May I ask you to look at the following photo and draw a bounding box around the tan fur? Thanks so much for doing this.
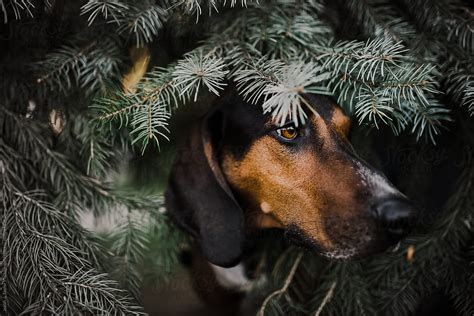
[331,105,352,137]
[222,113,364,251]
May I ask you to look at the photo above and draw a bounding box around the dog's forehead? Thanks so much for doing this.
[220,98,268,135]
[302,94,338,122]
[222,94,338,128]
[218,95,347,159]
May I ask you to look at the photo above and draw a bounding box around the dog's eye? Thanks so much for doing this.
[276,126,298,141]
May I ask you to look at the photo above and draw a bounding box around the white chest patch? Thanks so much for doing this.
[209,262,254,292]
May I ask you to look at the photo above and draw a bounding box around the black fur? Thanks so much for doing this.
[165,106,245,267]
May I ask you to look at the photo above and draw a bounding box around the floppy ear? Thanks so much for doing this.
[165,109,245,268]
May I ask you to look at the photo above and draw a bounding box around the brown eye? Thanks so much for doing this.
[277,126,298,140]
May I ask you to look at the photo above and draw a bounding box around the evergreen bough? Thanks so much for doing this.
[0,0,472,314]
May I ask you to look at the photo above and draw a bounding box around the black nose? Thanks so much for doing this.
[373,197,416,242]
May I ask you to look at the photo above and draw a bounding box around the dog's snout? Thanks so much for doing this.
[373,197,416,241]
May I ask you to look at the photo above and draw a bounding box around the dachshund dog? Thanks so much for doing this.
[165,89,418,269]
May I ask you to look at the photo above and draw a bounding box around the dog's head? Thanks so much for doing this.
[166,90,418,267]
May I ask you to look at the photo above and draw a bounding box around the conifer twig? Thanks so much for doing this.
[314,281,337,316]
[257,252,303,316]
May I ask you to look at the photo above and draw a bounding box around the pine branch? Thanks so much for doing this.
[0,138,37,190]
[176,0,216,21]
[258,252,303,316]
[247,6,332,60]
[129,100,170,153]
[0,108,100,205]
[312,37,450,140]
[108,215,149,301]
[316,37,408,84]
[410,101,451,143]
[176,0,257,22]
[1,175,142,314]
[118,2,168,47]
[313,281,336,316]
[0,108,160,220]
[342,0,419,45]
[354,86,396,128]
[448,244,474,315]
[36,43,91,93]
[36,39,122,96]
[93,48,228,152]
[309,262,377,316]
[445,63,474,115]
[92,72,175,154]
[97,202,185,301]
[235,58,329,126]
[81,0,129,25]
[399,0,473,54]
[78,116,128,177]
[0,0,34,23]
[173,51,229,101]
[141,208,185,286]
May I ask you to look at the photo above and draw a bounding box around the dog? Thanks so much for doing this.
[165,88,418,273]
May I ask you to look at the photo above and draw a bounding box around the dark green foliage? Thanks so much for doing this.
[98,205,185,302]
[1,176,143,314]
[0,0,473,314]
[87,0,471,151]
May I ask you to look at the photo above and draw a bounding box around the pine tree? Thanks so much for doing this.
[0,0,472,314]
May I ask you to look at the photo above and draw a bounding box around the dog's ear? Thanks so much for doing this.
[165,108,244,268]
